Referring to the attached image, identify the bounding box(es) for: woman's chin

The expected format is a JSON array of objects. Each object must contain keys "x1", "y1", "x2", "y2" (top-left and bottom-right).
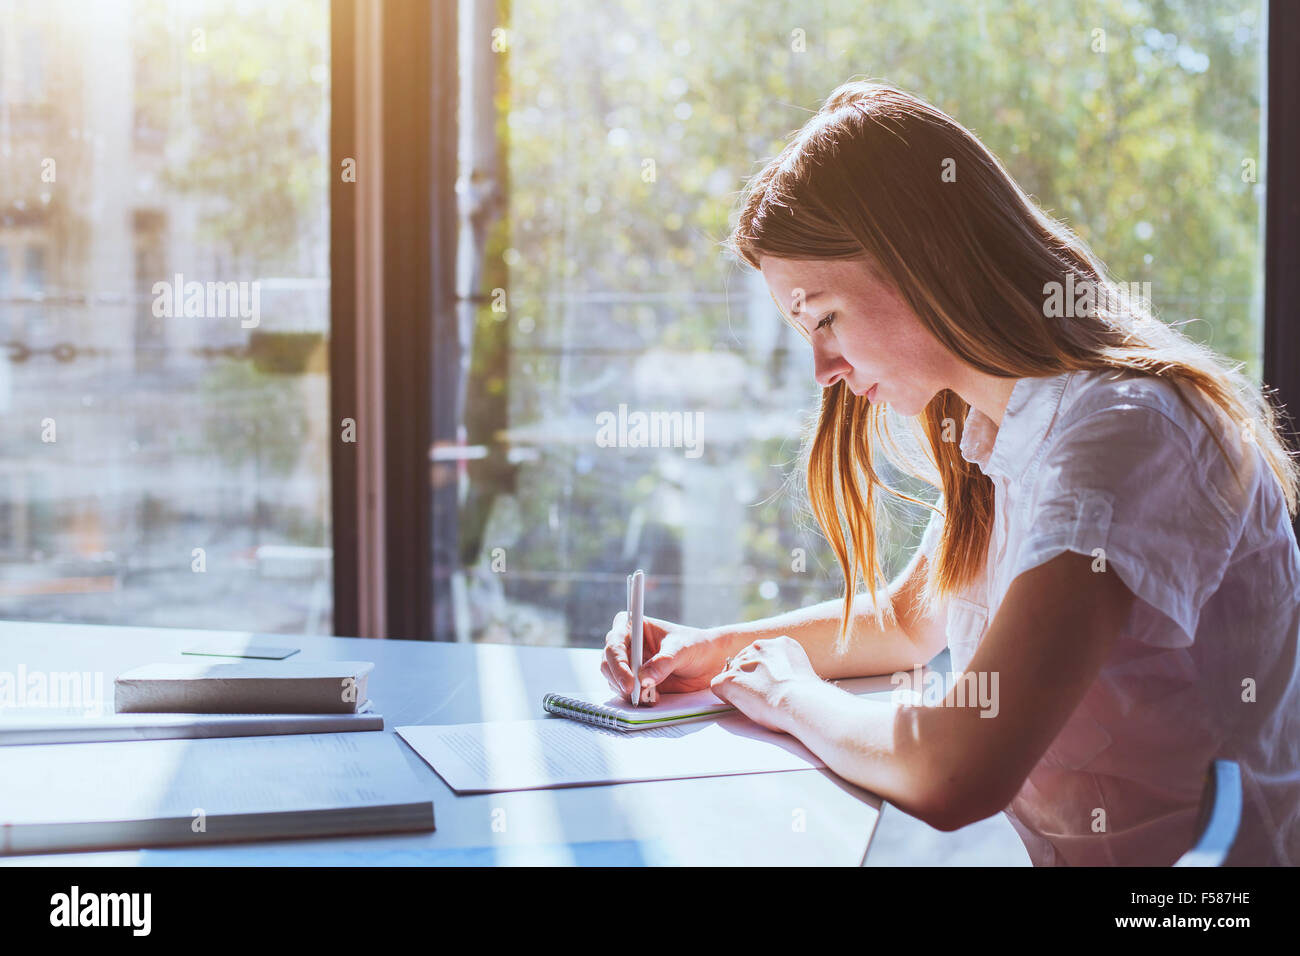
[{"x1": 883, "y1": 396, "x2": 921, "y2": 417}]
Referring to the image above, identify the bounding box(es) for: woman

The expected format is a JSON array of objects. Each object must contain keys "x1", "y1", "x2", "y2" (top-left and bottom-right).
[{"x1": 601, "y1": 81, "x2": 1300, "y2": 866}]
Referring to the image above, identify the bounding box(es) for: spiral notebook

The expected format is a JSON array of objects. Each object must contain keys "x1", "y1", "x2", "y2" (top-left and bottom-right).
[
  {"x1": 543, "y1": 673, "x2": 914, "y2": 733},
  {"x1": 542, "y1": 687, "x2": 736, "y2": 732}
]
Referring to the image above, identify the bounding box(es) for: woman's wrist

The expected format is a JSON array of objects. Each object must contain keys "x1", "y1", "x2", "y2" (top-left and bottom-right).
[
  {"x1": 703, "y1": 625, "x2": 754, "y2": 659},
  {"x1": 774, "y1": 674, "x2": 850, "y2": 737}
]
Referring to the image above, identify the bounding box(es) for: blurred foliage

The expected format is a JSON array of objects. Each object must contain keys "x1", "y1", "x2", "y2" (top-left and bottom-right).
[
  {"x1": 133, "y1": 0, "x2": 329, "y2": 271},
  {"x1": 198, "y1": 358, "x2": 309, "y2": 476}
]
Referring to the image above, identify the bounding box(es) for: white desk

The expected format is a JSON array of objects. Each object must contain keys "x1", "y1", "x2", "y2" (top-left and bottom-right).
[{"x1": 0, "y1": 620, "x2": 1028, "y2": 865}]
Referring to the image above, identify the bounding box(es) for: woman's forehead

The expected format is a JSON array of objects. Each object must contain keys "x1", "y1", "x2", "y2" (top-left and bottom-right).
[{"x1": 760, "y1": 256, "x2": 881, "y2": 303}]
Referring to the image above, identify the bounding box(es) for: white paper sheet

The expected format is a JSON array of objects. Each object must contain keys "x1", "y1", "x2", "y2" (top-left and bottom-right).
[
  {"x1": 397, "y1": 674, "x2": 921, "y2": 793},
  {"x1": 397, "y1": 713, "x2": 832, "y2": 793}
]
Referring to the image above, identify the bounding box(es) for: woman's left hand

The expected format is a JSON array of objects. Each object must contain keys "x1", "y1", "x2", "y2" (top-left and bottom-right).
[{"x1": 709, "y1": 635, "x2": 823, "y2": 734}]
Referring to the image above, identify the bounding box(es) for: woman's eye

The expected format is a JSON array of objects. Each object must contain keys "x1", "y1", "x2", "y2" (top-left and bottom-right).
[{"x1": 816, "y1": 312, "x2": 836, "y2": 331}]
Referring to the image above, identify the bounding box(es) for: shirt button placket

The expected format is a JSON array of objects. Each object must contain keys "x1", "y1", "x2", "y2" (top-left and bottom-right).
[
  {"x1": 995, "y1": 476, "x2": 1011, "y2": 564},
  {"x1": 992, "y1": 475, "x2": 1012, "y2": 603}
]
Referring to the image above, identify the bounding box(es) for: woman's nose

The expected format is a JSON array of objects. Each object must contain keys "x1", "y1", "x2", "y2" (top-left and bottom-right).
[{"x1": 813, "y1": 344, "x2": 851, "y2": 389}]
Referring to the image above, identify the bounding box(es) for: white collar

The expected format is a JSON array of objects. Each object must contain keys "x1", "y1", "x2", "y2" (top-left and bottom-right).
[{"x1": 958, "y1": 371, "x2": 1074, "y2": 480}]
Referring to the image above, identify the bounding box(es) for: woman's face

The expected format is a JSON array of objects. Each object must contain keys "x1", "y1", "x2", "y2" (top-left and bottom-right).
[{"x1": 758, "y1": 255, "x2": 958, "y2": 417}]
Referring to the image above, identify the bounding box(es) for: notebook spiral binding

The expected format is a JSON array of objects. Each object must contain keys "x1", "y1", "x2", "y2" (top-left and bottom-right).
[{"x1": 542, "y1": 693, "x2": 624, "y2": 730}]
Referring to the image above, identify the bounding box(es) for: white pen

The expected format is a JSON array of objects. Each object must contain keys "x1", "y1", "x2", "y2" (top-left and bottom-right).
[{"x1": 627, "y1": 569, "x2": 645, "y2": 707}]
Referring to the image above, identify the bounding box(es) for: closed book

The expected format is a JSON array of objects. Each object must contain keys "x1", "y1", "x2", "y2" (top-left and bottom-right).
[
  {"x1": 114, "y1": 661, "x2": 374, "y2": 714},
  {"x1": 0, "y1": 702, "x2": 383, "y2": 745},
  {"x1": 0, "y1": 732, "x2": 434, "y2": 856}
]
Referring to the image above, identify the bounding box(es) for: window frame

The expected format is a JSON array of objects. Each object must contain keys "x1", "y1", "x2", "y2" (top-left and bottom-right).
[{"x1": 330, "y1": 0, "x2": 458, "y2": 639}]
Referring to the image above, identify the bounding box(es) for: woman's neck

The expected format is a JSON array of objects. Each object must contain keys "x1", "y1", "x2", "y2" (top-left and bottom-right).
[{"x1": 954, "y1": 372, "x2": 1020, "y2": 429}]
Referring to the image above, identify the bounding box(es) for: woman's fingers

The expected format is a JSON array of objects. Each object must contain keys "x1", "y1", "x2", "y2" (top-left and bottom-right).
[
  {"x1": 638, "y1": 648, "x2": 672, "y2": 686},
  {"x1": 603, "y1": 620, "x2": 637, "y2": 700},
  {"x1": 600, "y1": 659, "x2": 625, "y2": 696},
  {"x1": 604, "y1": 612, "x2": 692, "y2": 703}
]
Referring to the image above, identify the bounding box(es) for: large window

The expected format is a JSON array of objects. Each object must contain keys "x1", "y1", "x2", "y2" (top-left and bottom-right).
[
  {"x1": 0, "y1": 1, "x2": 1272, "y2": 644},
  {"x1": 446, "y1": 0, "x2": 1267, "y2": 646},
  {"x1": 0, "y1": 0, "x2": 332, "y2": 632}
]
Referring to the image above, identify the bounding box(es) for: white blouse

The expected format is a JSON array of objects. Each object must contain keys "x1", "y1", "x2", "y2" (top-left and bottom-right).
[{"x1": 917, "y1": 367, "x2": 1300, "y2": 865}]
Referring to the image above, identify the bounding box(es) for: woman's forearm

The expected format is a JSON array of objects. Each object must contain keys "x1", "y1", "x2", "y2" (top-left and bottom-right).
[
  {"x1": 776, "y1": 677, "x2": 948, "y2": 826},
  {"x1": 705, "y1": 591, "x2": 926, "y2": 680}
]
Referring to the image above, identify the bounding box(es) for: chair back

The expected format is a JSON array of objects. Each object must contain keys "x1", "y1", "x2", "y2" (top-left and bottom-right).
[{"x1": 1173, "y1": 759, "x2": 1242, "y2": 867}]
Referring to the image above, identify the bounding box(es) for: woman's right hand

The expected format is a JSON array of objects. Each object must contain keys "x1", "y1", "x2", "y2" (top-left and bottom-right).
[{"x1": 602, "y1": 613, "x2": 737, "y2": 704}]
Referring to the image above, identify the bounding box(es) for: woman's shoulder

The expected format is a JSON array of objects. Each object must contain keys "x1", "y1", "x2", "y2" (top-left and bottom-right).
[
  {"x1": 1060, "y1": 368, "x2": 1255, "y2": 477},
  {"x1": 1058, "y1": 368, "x2": 1226, "y2": 443},
  {"x1": 1015, "y1": 369, "x2": 1276, "y2": 645},
  {"x1": 1047, "y1": 367, "x2": 1266, "y2": 536}
]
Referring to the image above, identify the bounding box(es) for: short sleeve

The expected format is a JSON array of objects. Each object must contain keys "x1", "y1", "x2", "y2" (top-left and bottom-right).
[{"x1": 1010, "y1": 403, "x2": 1242, "y2": 648}]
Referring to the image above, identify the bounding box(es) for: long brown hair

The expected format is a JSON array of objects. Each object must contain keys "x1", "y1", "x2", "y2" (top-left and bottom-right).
[{"x1": 725, "y1": 80, "x2": 1299, "y2": 651}]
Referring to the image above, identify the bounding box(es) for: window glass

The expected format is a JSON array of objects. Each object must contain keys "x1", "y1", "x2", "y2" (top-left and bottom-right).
[
  {"x1": 450, "y1": 0, "x2": 1266, "y2": 646},
  {"x1": 0, "y1": 0, "x2": 332, "y2": 633}
]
